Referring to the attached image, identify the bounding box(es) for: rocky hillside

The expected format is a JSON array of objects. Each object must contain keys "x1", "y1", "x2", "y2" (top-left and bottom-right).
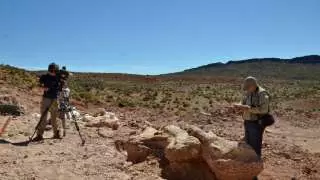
[{"x1": 176, "y1": 55, "x2": 320, "y2": 80}]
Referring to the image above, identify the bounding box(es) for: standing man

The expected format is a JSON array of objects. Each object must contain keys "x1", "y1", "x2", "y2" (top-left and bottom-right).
[
  {"x1": 234, "y1": 76, "x2": 270, "y2": 159},
  {"x1": 33, "y1": 63, "x2": 62, "y2": 141}
]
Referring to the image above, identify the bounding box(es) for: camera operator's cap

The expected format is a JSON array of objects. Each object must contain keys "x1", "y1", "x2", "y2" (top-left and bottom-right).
[
  {"x1": 243, "y1": 76, "x2": 258, "y2": 90},
  {"x1": 48, "y1": 63, "x2": 59, "y2": 72}
]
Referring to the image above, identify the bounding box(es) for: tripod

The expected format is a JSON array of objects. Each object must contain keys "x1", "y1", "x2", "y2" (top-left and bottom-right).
[{"x1": 59, "y1": 98, "x2": 86, "y2": 146}]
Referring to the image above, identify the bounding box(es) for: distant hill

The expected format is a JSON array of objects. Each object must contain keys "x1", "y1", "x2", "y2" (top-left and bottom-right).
[
  {"x1": 175, "y1": 55, "x2": 320, "y2": 80},
  {"x1": 2, "y1": 55, "x2": 320, "y2": 81}
]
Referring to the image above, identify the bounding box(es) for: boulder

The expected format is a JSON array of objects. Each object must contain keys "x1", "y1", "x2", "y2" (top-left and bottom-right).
[
  {"x1": 85, "y1": 112, "x2": 119, "y2": 130},
  {"x1": 162, "y1": 162, "x2": 216, "y2": 180},
  {"x1": 125, "y1": 143, "x2": 152, "y2": 163},
  {"x1": 164, "y1": 125, "x2": 201, "y2": 162},
  {"x1": 0, "y1": 95, "x2": 24, "y2": 116},
  {"x1": 209, "y1": 159, "x2": 263, "y2": 180},
  {"x1": 116, "y1": 127, "x2": 169, "y2": 163},
  {"x1": 116, "y1": 125, "x2": 214, "y2": 180},
  {"x1": 0, "y1": 104, "x2": 24, "y2": 116},
  {"x1": 133, "y1": 127, "x2": 159, "y2": 140},
  {"x1": 97, "y1": 128, "x2": 114, "y2": 138},
  {"x1": 186, "y1": 125, "x2": 263, "y2": 180},
  {"x1": 117, "y1": 124, "x2": 264, "y2": 180}
]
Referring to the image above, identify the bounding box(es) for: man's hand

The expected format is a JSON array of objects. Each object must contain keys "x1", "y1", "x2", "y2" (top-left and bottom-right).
[{"x1": 43, "y1": 87, "x2": 49, "y2": 92}]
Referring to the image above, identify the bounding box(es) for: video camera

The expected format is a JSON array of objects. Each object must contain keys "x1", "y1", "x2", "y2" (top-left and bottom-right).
[
  {"x1": 55, "y1": 66, "x2": 70, "y2": 90},
  {"x1": 57, "y1": 66, "x2": 69, "y2": 81}
]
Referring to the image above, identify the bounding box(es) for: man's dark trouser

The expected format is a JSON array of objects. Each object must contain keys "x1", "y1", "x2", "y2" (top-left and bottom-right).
[{"x1": 244, "y1": 120, "x2": 265, "y2": 158}]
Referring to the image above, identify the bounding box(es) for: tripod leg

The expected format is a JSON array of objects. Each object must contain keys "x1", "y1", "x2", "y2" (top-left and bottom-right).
[
  {"x1": 60, "y1": 112, "x2": 67, "y2": 137},
  {"x1": 70, "y1": 109, "x2": 85, "y2": 145},
  {"x1": 0, "y1": 117, "x2": 12, "y2": 137}
]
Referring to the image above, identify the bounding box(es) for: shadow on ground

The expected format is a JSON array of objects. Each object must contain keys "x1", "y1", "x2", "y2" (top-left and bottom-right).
[{"x1": 0, "y1": 139, "x2": 31, "y2": 146}]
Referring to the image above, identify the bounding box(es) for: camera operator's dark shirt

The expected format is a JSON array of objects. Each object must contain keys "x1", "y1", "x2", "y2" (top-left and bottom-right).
[{"x1": 39, "y1": 74, "x2": 61, "y2": 99}]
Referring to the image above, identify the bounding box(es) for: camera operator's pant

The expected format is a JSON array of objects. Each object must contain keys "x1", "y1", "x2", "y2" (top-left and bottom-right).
[
  {"x1": 244, "y1": 120, "x2": 265, "y2": 158},
  {"x1": 37, "y1": 98, "x2": 59, "y2": 137}
]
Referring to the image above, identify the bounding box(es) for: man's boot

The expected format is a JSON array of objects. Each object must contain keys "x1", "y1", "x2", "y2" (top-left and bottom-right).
[
  {"x1": 53, "y1": 130, "x2": 62, "y2": 139},
  {"x1": 32, "y1": 135, "x2": 44, "y2": 142}
]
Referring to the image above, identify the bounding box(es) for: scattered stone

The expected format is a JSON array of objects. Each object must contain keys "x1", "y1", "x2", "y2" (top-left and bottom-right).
[
  {"x1": 93, "y1": 108, "x2": 106, "y2": 117},
  {"x1": 85, "y1": 112, "x2": 120, "y2": 130},
  {"x1": 32, "y1": 113, "x2": 41, "y2": 119},
  {"x1": 0, "y1": 95, "x2": 19, "y2": 105}
]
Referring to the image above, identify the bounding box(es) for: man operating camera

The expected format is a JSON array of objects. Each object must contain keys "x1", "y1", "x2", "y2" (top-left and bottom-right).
[{"x1": 33, "y1": 63, "x2": 62, "y2": 141}]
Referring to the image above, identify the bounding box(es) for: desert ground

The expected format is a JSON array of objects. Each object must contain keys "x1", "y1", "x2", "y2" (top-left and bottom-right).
[{"x1": 1, "y1": 69, "x2": 320, "y2": 180}]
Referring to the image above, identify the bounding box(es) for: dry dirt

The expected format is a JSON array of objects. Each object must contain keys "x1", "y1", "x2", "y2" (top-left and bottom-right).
[{"x1": 1, "y1": 86, "x2": 320, "y2": 180}]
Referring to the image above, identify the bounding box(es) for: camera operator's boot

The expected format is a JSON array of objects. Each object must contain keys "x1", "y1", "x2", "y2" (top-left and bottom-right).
[{"x1": 53, "y1": 130, "x2": 62, "y2": 139}]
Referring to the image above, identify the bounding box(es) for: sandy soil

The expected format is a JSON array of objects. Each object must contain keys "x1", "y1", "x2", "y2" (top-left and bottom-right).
[{"x1": 1, "y1": 87, "x2": 320, "y2": 180}]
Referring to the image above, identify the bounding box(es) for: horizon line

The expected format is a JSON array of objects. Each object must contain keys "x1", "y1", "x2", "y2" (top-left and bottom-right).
[{"x1": 2, "y1": 54, "x2": 319, "y2": 75}]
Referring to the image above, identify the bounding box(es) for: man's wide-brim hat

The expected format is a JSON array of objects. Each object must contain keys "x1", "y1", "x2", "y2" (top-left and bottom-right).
[{"x1": 243, "y1": 76, "x2": 258, "y2": 90}]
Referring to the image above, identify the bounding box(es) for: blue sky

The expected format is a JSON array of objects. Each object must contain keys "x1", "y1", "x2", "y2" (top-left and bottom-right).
[{"x1": 0, "y1": 0, "x2": 319, "y2": 74}]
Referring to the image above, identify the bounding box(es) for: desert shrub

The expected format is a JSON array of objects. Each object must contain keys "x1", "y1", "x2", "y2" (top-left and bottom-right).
[
  {"x1": 173, "y1": 97, "x2": 179, "y2": 104},
  {"x1": 209, "y1": 100, "x2": 213, "y2": 105},
  {"x1": 78, "y1": 91, "x2": 99, "y2": 103},
  {"x1": 193, "y1": 107, "x2": 200, "y2": 111},
  {"x1": 182, "y1": 102, "x2": 190, "y2": 108},
  {"x1": 152, "y1": 103, "x2": 160, "y2": 109},
  {"x1": 117, "y1": 97, "x2": 136, "y2": 107},
  {"x1": 0, "y1": 65, "x2": 37, "y2": 88}
]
